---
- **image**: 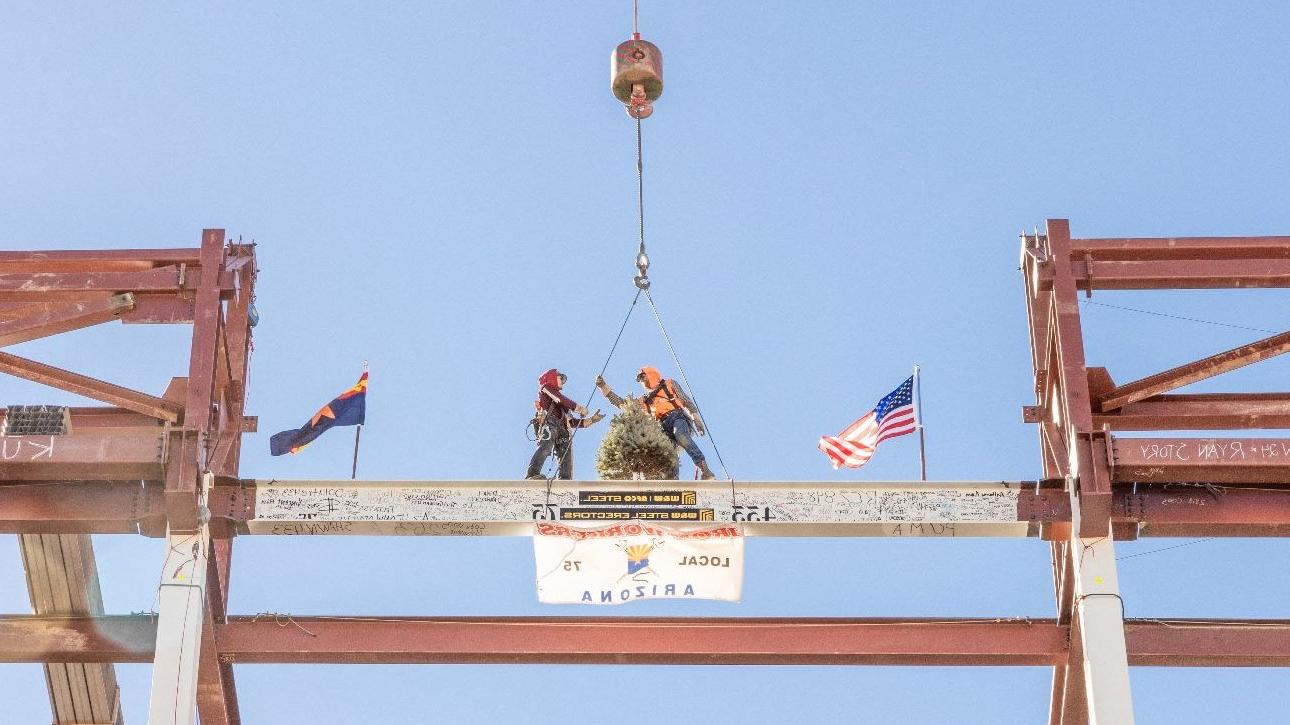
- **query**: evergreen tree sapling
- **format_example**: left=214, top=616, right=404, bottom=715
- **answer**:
left=595, top=397, right=680, bottom=480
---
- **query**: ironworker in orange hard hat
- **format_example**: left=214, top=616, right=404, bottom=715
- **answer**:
left=526, top=369, right=604, bottom=480
left=596, top=366, right=716, bottom=480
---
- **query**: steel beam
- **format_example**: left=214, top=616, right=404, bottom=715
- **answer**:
left=146, top=524, right=209, bottom=725
left=195, top=538, right=239, bottom=725
left=0, top=268, right=234, bottom=301
left=182, top=229, right=225, bottom=453
left=0, top=432, right=165, bottom=481
left=0, top=352, right=183, bottom=422
left=1053, top=616, right=1089, bottom=724
left=1135, top=523, right=1290, bottom=537
left=19, top=534, right=125, bottom=724
left=1099, top=331, right=1290, bottom=412
left=0, top=615, right=157, bottom=663
left=232, top=479, right=1051, bottom=537
left=1, top=406, right=168, bottom=429
left=0, top=249, right=204, bottom=272
left=1068, top=531, right=1133, bottom=723
left=215, top=616, right=1067, bottom=666
left=120, top=296, right=196, bottom=324
left=0, top=293, right=134, bottom=347
left=1094, top=393, right=1290, bottom=430
left=7, top=615, right=1290, bottom=667
left=0, top=406, right=255, bottom=434
left=7, top=478, right=1290, bottom=538
left=1119, top=485, right=1290, bottom=527
left=0, top=481, right=165, bottom=535
left=1070, top=236, right=1290, bottom=261
left=1045, top=220, right=1095, bottom=435
left=1124, top=620, right=1290, bottom=666
left=1041, top=258, right=1290, bottom=290
left=1112, top=438, right=1290, bottom=484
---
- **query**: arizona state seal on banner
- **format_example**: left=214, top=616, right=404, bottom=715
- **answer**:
left=534, top=521, right=744, bottom=605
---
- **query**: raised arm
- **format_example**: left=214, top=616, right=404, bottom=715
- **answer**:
left=594, top=375, right=627, bottom=407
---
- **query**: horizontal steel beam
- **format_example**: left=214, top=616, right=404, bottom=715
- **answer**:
left=5, top=479, right=1289, bottom=538
left=1124, top=620, right=1290, bottom=667
left=0, top=432, right=165, bottom=481
left=1040, top=259, right=1290, bottom=290
left=5, top=615, right=1288, bottom=667
left=0, top=268, right=235, bottom=301
left=0, top=615, right=157, bottom=663
left=1113, top=438, right=1290, bottom=483
left=120, top=295, right=197, bottom=324
left=0, top=248, right=204, bottom=272
left=1135, top=523, right=1290, bottom=537
left=0, top=406, right=253, bottom=432
left=1093, top=393, right=1290, bottom=430
left=1070, top=236, right=1290, bottom=262
left=1117, top=486, right=1290, bottom=527
left=215, top=616, right=1066, bottom=666
left=233, top=480, right=1048, bottom=537
left=0, top=481, right=165, bottom=535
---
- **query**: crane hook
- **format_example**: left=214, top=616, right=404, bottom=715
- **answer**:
left=634, top=250, right=651, bottom=290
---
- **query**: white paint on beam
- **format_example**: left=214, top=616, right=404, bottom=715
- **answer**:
left=247, top=480, right=1031, bottom=537
left=1071, top=531, right=1134, bottom=724
left=147, top=473, right=213, bottom=725
left=146, top=524, right=208, bottom=725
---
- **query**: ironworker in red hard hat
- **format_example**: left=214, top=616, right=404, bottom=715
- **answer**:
left=526, top=369, right=604, bottom=480
left=596, top=366, right=716, bottom=480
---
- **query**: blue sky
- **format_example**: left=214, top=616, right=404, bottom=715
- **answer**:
left=3, top=2, right=1290, bottom=722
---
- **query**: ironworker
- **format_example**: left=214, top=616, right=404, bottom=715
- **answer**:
left=526, top=369, right=604, bottom=480
left=596, top=366, right=716, bottom=480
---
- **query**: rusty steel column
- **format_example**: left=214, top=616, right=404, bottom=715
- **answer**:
left=1024, top=219, right=1133, bottom=722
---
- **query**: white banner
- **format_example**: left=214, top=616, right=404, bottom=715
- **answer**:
left=534, top=521, right=744, bottom=605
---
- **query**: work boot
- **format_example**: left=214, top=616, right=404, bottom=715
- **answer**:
left=697, top=461, right=716, bottom=480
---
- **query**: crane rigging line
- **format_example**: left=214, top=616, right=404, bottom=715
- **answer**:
left=538, top=0, right=735, bottom=491
left=624, top=3, right=733, bottom=484
left=645, top=288, right=734, bottom=484
left=542, top=289, right=642, bottom=500
left=636, top=118, right=646, bottom=265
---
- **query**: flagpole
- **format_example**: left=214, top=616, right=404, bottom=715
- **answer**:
left=351, top=360, right=368, bottom=480
left=351, top=425, right=362, bottom=479
left=914, top=364, right=927, bottom=481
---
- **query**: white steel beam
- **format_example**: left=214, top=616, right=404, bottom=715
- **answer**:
left=245, top=480, right=1041, bottom=537
left=147, top=475, right=212, bottom=725
left=1069, top=505, right=1134, bottom=723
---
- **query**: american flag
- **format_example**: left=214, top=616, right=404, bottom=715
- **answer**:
left=818, top=376, right=917, bottom=469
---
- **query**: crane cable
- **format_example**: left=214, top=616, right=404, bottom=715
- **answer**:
left=625, top=13, right=733, bottom=483
left=542, top=0, right=734, bottom=493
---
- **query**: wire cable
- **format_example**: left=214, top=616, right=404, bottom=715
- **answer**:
left=636, top=118, right=646, bottom=262
left=541, top=290, right=643, bottom=500
left=1082, top=299, right=1277, bottom=335
left=1116, top=538, right=1215, bottom=562
left=644, top=289, right=733, bottom=483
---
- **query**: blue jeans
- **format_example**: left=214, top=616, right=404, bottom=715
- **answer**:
left=660, top=410, right=705, bottom=468
left=526, top=420, right=573, bottom=479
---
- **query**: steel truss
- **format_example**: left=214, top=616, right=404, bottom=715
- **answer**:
left=2, top=221, right=1289, bottom=723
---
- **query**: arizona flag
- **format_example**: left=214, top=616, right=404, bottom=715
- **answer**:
left=818, top=376, right=916, bottom=469
left=270, top=373, right=367, bottom=456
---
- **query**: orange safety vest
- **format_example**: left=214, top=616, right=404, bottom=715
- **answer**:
left=642, top=379, right=683, bottom=420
